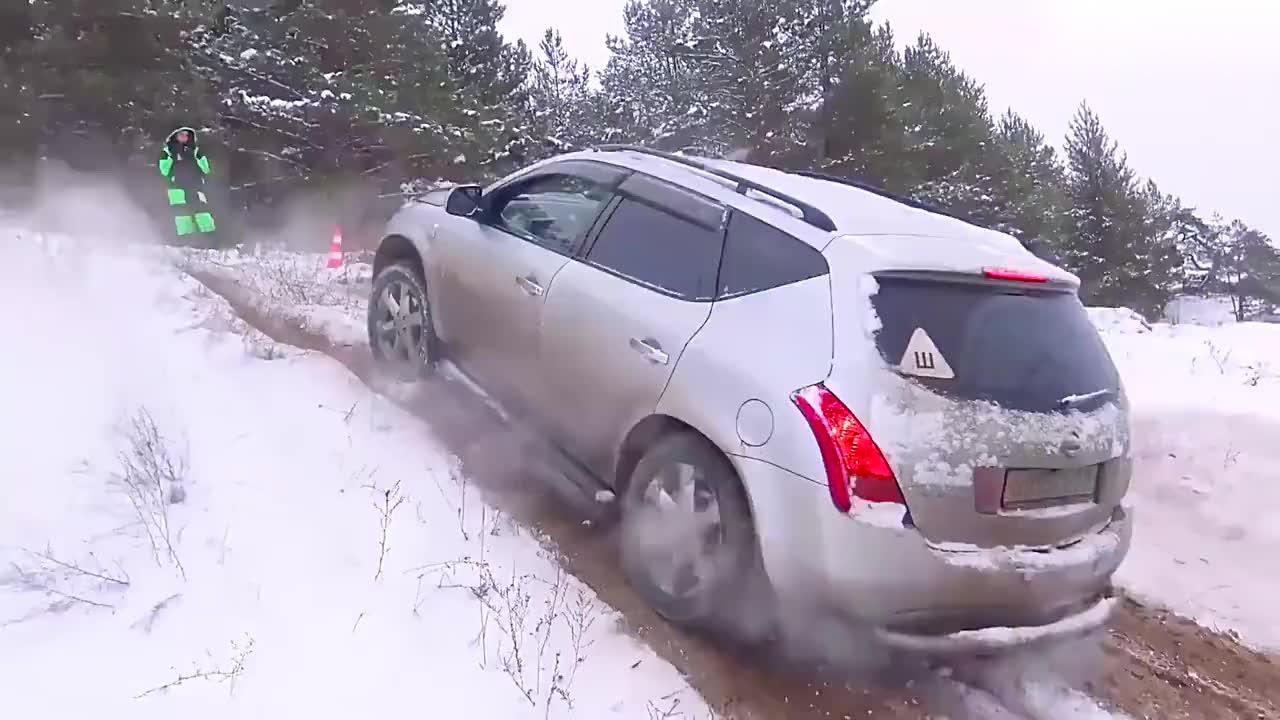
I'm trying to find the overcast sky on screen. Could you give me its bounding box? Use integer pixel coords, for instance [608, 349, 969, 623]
[499, 0, 1278, 237]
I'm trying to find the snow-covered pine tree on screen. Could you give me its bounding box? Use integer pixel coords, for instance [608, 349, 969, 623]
[6, 0, 206, 163]
[598, 0, 709, 149]
[191, 2, 379, 174]
[996, 110, 1069, 258]
[528, 28, 598, 153]
[814, 22, 909, 186]
[896, 33, 1012, 229]
[0, 3, 48, 159]
[1170, 206, 1220, 296]
[191, 0, 494, 189]
[780, 0, 880, 168]
[1182, 213, 1280, 320]
[1135, 178, 1188, 312]
[416, 0, 535, 175]
[1234, 225, 1280, 319]
[1062, 102, 1174, 317]
[679, 0, 805, 161]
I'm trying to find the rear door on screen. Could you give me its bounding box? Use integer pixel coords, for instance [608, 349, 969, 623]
[433, 163, 625, 403]
[861, 271, 1129, 547]
[534, 174, 726, 475]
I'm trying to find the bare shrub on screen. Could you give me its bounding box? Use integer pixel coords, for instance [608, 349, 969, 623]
[492, 566, 538, 704]
[24, 547, 130, 588]
[135, 635, 255, 699]
[365, 478, 407, 582]
[8, 547, 131, 612]
[645, 690, 718, 720]
[177, 249, 368, 347]
[1224, 446, 1241, 468]
[112, 408, 187, 578]
[179, 285, 290, 360]
[559, 586, 600, 702]
[417, 552, 603, 713]
[1204, 339, 1231, 374]
[242, 327, 288, 360]
[131, 592, 183, 634]
[260, 255, 336, 307]
[431, 461, 472, 542]
[646, 696, 686, 720]
[1242, 361, 1272, 387]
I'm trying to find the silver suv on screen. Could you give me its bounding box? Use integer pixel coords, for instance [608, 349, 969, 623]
[368, 146, 1133, 654]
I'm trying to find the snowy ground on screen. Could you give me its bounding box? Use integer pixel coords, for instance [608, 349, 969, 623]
[1090, 308, 1280, 651]
[0, 231, 710, 719]
[179, 248, 1280, 655]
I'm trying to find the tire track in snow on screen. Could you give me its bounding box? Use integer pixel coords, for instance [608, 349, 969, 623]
[943, 655, 1119, 720]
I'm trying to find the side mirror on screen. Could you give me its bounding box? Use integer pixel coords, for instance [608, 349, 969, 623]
[445, 185, 484, 218]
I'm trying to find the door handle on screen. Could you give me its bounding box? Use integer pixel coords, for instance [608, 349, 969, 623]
[629, 337, 669, 365]
[515, 275, 543, 297]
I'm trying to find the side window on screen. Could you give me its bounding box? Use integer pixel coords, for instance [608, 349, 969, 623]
[717, 211, 828, 299]
[489, 173, 612, 255]
[586, 198, 724, 301]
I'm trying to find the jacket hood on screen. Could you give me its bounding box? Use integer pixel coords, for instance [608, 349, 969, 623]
[166, 127, 199, 146]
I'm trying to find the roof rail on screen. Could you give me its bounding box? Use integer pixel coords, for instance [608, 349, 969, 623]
[788, 170, 985, 228]
[592, 144, 838, 232]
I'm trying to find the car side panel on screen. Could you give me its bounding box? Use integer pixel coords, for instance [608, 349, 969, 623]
[536, 260, 714, 477]
[449, 224, 576, 401]
[653, 276, 835, 586]
[655, 275, 834, 479]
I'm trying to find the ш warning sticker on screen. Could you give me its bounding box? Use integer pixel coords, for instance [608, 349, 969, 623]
[898, 327, 955, 379]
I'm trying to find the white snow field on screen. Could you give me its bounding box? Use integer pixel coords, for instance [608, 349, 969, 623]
[0, 230, 711, 719]
[183, 248, 1280, 654]
[1090, 308, 1280, 651]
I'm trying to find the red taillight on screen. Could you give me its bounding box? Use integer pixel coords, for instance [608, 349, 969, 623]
[983, 266, 1048, 283]
[791, 384, 904, 511]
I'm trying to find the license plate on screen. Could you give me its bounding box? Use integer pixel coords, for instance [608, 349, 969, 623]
[1002, 466, 1099, 509]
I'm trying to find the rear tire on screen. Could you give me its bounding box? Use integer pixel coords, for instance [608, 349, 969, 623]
[368, 261, 438, 380]
[620, 432, 774, 640]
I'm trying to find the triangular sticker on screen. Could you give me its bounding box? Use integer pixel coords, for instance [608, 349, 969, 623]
[897, 327, 955, 379]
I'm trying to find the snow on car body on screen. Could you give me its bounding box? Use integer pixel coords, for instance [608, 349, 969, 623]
[369, 146, 1132, 654]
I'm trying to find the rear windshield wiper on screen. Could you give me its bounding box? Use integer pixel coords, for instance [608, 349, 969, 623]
[1056, 388, 1113, 410]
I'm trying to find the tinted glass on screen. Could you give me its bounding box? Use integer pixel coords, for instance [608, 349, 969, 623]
[871, 276, 1121, 413]
[718, 211, 828, 299]
[492, 174, 611, 255]
[587, 198, 725, 301]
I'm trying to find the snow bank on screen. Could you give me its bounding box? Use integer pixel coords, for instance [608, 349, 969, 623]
[1087, 307, 1153, 335]
[0, 230, 707, 718]
[1163, 294, 1239, 326]
[1098, 313, 1280, 651]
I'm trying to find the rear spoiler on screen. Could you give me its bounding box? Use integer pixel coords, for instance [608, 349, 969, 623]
[873, 268, 1078, 293]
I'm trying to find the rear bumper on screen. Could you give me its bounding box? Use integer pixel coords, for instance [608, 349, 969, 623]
[733, 456, 1132, 651]
[873, 591, 1120, 656]
[848, 507, 1130, 643]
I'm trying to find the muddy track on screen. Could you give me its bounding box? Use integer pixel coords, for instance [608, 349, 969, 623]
[190, 268, 1280, 720]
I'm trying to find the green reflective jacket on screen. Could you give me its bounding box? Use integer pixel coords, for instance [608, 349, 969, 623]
[158, 126, 211, 182]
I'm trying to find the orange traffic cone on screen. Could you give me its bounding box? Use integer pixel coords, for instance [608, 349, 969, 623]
[326, 225, 343, 269]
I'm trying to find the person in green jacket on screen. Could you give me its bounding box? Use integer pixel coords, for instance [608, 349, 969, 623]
[158, 127, 216, 238]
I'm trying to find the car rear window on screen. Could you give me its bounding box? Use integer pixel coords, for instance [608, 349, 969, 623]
[870, 275, 1121, 413]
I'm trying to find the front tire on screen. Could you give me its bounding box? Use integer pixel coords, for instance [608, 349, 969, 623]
[620, 432, 772, 638]
[368, 261, 437, 380]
